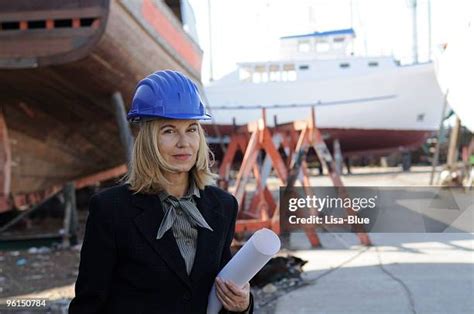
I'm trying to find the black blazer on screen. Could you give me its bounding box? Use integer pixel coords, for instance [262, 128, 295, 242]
[69, 184, 253, 314]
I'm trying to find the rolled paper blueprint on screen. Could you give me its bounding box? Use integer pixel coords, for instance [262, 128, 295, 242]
[207, 228, 281, 314]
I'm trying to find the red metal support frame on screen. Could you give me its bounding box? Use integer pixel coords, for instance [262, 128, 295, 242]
[232, 109, 321, 245]
[233, 109, 287, 233]
[291, 107, 371, 246]
[230, 107, 371, 247]
[218, 132, 248, 183]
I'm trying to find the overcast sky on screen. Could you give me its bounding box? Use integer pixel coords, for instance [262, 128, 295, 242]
[187, 0, 473, 84]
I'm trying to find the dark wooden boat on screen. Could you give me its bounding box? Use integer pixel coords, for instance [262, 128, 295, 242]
[0, 0, 203, 211]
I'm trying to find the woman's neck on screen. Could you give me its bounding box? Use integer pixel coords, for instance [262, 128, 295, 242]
[163, 171, 189, 198]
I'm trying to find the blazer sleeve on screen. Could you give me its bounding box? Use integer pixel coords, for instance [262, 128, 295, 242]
[218, 195, 254, 314]
[69, 195, 117, 314]
[219, 194, 238, 268]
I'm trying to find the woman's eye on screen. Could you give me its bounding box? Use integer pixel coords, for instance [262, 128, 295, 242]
[163, 129, 174, 134]
[188, 128, 197, 133]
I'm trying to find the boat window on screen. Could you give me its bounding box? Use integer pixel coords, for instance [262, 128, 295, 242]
[368, 61, 379, 67]
[0, 17, 99, 31]
[252, 65, 267, 83]
[55, 19, 73, 28]
[255, 65, 266, 72]
[333, 38, 345, 49]
[269, 64, 280, 82]
[316, 42, 330, 52]
[252, 72, 262, 83]
[80, 18, 96, 27]
[239, 67, 252, 82]
[299, 65, 310, 70]
[339, 63, 350, 69]
[1, 22, 20, 30]
[28, 21, 46, 29]
[333, 42, 343, 50]
[298, 40, 310, 52]
[288, 71, 297, 81]
[283, 64, 296, 81]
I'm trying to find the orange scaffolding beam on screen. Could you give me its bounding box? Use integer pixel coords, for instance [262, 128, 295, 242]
[223, 107, 371, 247]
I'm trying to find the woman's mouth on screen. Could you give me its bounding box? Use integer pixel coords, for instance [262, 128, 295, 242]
[172, 154, 192, 161]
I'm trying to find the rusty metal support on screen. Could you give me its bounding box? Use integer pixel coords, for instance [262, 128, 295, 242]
[112, 91, 134, 163]
[62, 182, 78, 247]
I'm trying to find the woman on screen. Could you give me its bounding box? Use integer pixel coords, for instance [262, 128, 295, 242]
[69, 70, 253, 314]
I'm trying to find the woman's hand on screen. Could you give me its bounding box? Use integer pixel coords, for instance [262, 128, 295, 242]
[215, 277, 250, 312]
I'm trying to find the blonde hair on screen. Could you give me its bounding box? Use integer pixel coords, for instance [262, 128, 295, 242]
[122, 118, 217, 194]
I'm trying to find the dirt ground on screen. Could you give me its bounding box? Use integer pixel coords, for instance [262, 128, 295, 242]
[0, 208, 89, 313]
[0, 245, 80, 299]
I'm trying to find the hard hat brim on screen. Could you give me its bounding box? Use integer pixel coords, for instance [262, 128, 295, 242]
[128, 113, 212, 123]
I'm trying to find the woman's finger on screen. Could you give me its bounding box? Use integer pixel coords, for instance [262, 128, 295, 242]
[215, 279, 232, 300]
[215, 282, 232, 308]
[216, 278, 237, 298]
[224, 280, 247, 297]
[243, 282, 250, 292]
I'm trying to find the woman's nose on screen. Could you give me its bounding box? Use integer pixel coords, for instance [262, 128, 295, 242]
[176, 134, 190, 147]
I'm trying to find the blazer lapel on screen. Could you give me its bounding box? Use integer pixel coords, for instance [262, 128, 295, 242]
[190, 189, 226, 283]
[132, 192, 191, 288]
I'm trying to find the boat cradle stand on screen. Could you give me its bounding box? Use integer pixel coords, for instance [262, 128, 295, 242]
[218, 107, 371, 248]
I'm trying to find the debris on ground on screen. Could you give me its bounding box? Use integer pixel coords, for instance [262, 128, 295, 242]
[251, 255, 307, 287]
[250, 254, 309, 311]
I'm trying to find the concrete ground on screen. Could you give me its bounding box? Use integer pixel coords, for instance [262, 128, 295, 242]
[273, 233, 473, 314]
[265, 167, 474, 314]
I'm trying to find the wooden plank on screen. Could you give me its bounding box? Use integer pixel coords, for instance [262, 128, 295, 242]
[118, 0, 202, 80]
[75, 164, 127, 189]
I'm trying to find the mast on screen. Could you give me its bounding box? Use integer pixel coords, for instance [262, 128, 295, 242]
[427, 0, 432, 60]
[208, 0, 214, 81]
[350, 0, 355, 55]
[410, 0, 419, 63]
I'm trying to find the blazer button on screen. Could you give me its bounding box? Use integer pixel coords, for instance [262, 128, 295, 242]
[183, 292, 191, 301]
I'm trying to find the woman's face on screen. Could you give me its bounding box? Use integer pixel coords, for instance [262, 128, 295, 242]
[158, 119, 200, 173]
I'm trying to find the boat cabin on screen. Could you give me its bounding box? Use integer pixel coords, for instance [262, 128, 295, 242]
[279, 28, 356, 60]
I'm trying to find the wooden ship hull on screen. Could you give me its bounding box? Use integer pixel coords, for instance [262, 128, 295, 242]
[0, 0, 203, 212]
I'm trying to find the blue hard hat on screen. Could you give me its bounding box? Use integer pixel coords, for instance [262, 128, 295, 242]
[127, 70, 211, 121]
